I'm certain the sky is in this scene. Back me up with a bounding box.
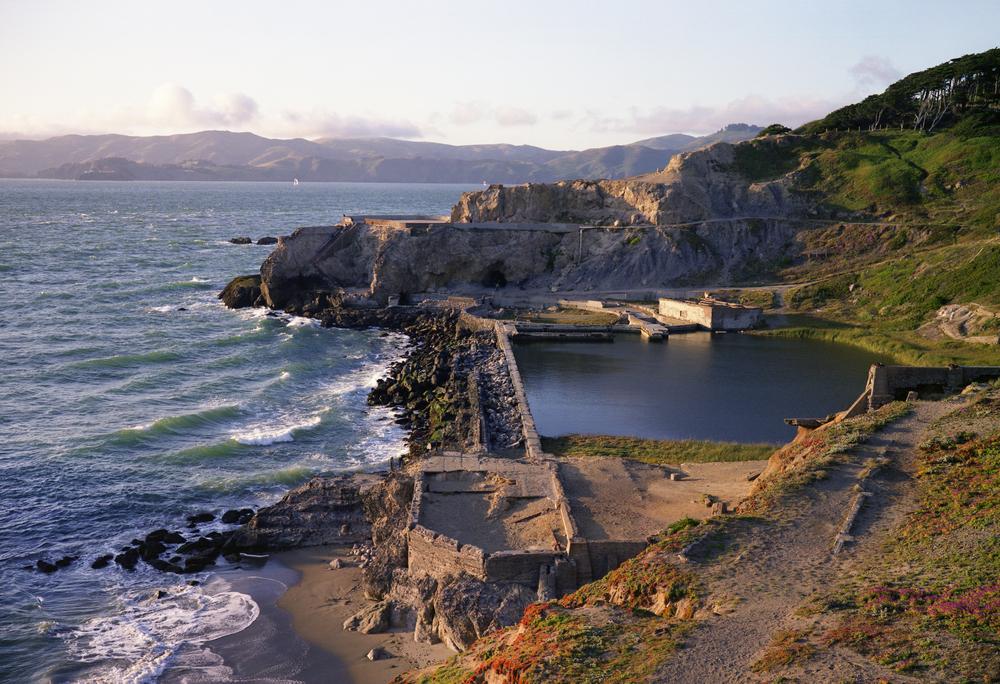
[0,0,997,149]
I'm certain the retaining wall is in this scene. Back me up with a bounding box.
[868,364,1000,409]
[495,322,544,460]
[407,524,488,580]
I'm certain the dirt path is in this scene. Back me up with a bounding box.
[654,400,956,683]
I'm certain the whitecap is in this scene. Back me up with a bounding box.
[147,305,174,313]
[230,415,322,446]
[63,584,258,684]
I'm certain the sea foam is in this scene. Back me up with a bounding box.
[63,584,258,684]
[230,415,322,446]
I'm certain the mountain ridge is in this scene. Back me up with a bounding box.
[0,124,762,183]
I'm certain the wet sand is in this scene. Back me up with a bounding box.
[274,546,453,684]
[206,546,450,683]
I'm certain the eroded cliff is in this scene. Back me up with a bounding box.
[256,140,827,308]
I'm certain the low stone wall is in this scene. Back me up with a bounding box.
[495,322,544,460]
[584,540,649,578]
[868,364,1000,408]
[485,550,562,584]
[407,523,487,580]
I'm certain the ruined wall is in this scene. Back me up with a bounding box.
[407,524,487,580]
[495,322,544,460]
[869,364,1000,408]
[659,299,714,328]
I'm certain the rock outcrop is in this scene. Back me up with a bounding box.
[252,141,827,307]
[227,474,382,552]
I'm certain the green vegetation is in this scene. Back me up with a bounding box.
[799,48,1000,134]
[492,307,621,326]
[741,402,911,513]
[541,434,775,464]
[756,123,793,137]
[810,393,1000,680]
[707,288,777,309]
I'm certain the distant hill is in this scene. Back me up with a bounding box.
[0,125,761,183]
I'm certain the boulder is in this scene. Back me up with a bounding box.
[366,647,388,661]
[229,237,252,244]
[218,275,262,309]
[226,474,380,552]
[432,576,535,651]
[256,236,278,245]
[36,560,58,574]
[343,601,390,634]
[186,512,215,525]
[91,554,114,570]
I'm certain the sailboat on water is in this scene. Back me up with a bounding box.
[292,178,300,186]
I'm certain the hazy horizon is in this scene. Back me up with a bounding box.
[1,0,998,148]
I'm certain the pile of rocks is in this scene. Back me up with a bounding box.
[461,342,523,451]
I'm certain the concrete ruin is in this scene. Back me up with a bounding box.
[658,297,763,331]
[867,364,1000,409]
[401,320,766,600]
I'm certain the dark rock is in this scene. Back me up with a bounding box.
[114,548,140,571]
[55,556,77,568]
[140,540,167,561]
[148,558,183,574]
[162,532,186,544]
[221,509,242,524]
[256,236,278,245]
[187,512,215,525]
[223,552,241,563]
[91,554,114,570]
[145,529,170,543]
[229,237,252,244]
[176,537,218,554]
[226,474,380,552]
[218,275,262,309]
[36,560,58,574]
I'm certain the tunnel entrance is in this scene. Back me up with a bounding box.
[482,264,508,288]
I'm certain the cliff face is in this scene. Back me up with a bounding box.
[450,140,816,226]
[257,140,823,308]
[258,219,804,308]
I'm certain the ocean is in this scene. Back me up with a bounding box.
[0,180,477,682]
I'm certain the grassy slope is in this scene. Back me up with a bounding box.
[541,434,775,464]
[730,117,1000,365]
[768,389,1000,681]
[402,405,914,684]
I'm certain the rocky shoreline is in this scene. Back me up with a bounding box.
[214,274,536,651]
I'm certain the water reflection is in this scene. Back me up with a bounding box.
[513,332,890,443]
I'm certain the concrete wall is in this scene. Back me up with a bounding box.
[495,322,544,460]
[658,298,762,331]
[868,364,1000,408]
[659,299,713,327]
[485,550,561,585]
[407,524,487,580]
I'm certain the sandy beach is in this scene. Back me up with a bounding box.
[274,546,453,684]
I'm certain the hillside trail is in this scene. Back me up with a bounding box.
[654,399,958,683]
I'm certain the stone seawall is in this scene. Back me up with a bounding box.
[495,322,544,460]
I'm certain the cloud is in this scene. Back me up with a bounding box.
[495,107,537,127]
[450,101,488,126]
[448,101,537,127]
[282,110,422,139]
[147,83,259,128]
[849,55,902,89]
[585,94,844,136]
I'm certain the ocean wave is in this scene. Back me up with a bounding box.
[164,441,245,463]
[198,465,316,493]
[230,415,322,446]
[112,405,241,444]
[68,350,181,370]
[62,584,258,684]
